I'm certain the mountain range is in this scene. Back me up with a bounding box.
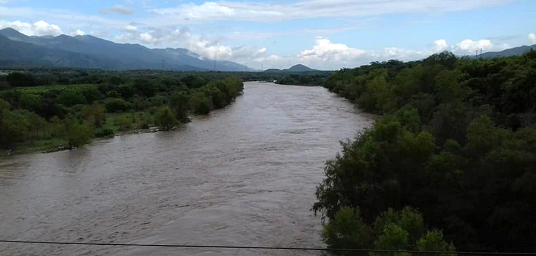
[0,28,252,71]
[2,27,535,72]
[477,44,536,59]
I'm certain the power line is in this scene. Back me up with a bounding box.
[1,240,535,255]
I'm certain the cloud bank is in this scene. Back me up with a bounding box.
[150,0,512,23]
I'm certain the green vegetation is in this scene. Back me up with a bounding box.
[323,207,455,256]
[314,51,536,253]
[275,73,328,86]
[154,107,177,131]
[0,71,243,154]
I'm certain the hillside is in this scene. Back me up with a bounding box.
[287,64,317,72]
[478,44,536,59]
[0,35,127,69]
[0,28,251,71]
[264,64,318,73]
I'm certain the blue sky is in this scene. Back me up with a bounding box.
[0,0,535,70]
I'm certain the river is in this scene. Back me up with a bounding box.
[0,82,373,255]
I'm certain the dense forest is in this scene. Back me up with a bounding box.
[314,51,536,253]
[274,72,329,86]
[0,70,244,154]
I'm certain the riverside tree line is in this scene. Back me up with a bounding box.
[0,71,243,152]
[314,50,536,254]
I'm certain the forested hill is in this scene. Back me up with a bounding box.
[314,51,536,252]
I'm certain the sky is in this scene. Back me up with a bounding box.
[0,0,535,70]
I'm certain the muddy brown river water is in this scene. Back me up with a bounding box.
[0,82,373,255]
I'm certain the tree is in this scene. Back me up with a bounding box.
[20,93,41,113]
[154,107,177,131]
[189,93,212,115]
[22,110,47,141]
[323,207,455,255]
[56,90,87,107]
[117,85,134,99]
[81,87,102,103]
[373,224,410,256]
[181,75,206,89]
[169,91,189,122]
[315,51,536,252]
[64,119,93,148]
[0,80,9,90]
[81,103,106,128]
[416,230,456,255]
[105,98,131,113]
[374,207,425,247]
[132,78,156,97]
[0,99,28,149]
[322,207,371,250]
[6,72,36,87]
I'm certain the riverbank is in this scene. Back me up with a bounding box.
[1,112,194,159]
[1,128,146,158]
[1,74,244,158]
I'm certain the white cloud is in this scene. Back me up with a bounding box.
[293,37,515,70]
[71,29,85,36]
[529,33,536,44]
[99,5,135,15]
[455,39,493,54]
[115,27,268,63]
[139,32,153,44]
[434,39,448,52]
[499,43,510,50]
[382,47,424,60]
[125,25,138,32]
[0,20,62,36]
[150,0,512,23]
[299,37,366,64]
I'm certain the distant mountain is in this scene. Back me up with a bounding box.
[0,28,252,71]
[478,44,536,59]
[0,35,127,69]
[264,64,318,73]
[287,64,316,72]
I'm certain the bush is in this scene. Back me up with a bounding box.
[169,92,189,122]
[65,119,93,148]
[95,128,114,137]
[189,93,212,115]
[57,91,87,107]
[154,107,177,131]
[323,207,455,255]
[115,115,132,131]
[105,98,132,113]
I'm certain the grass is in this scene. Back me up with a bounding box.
[102,112,152,133]
[0,112,156,158]
[0,138,67,158]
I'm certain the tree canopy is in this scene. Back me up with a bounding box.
[315,51,536,252]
